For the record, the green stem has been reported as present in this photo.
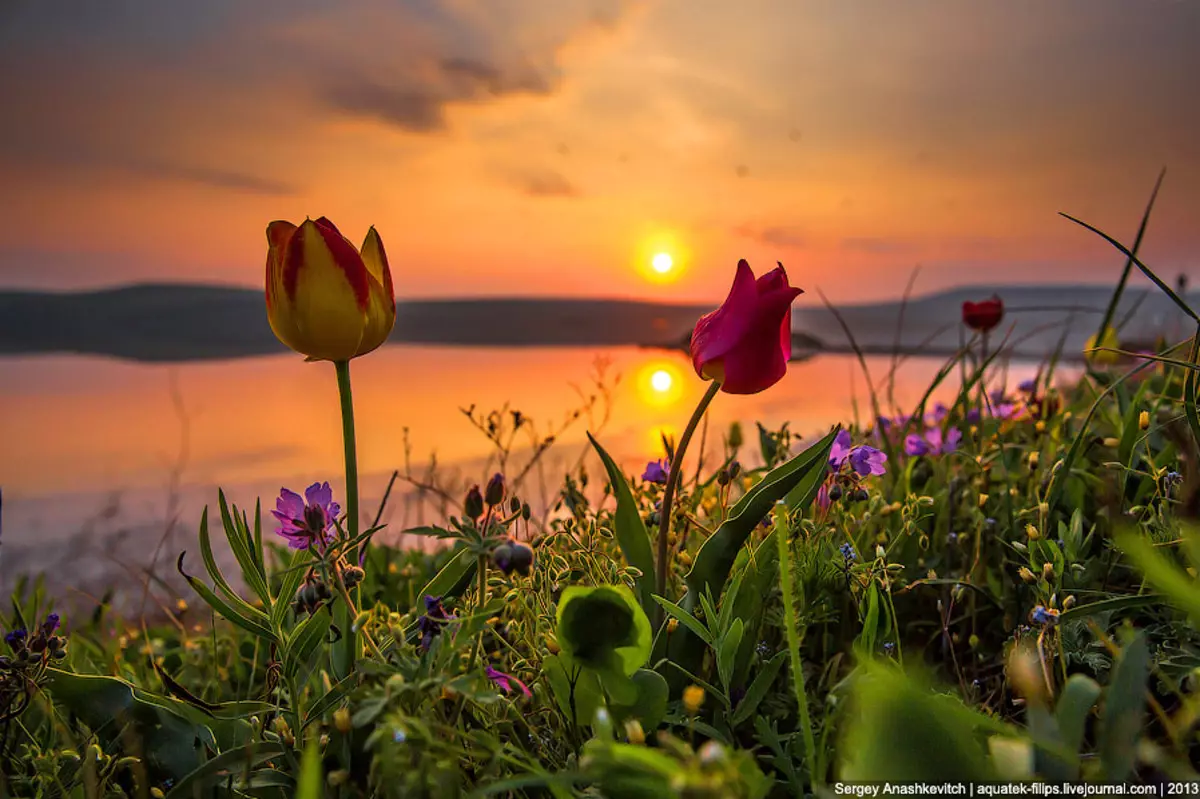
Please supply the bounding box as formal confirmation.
[333,360,359,676]
[774,502,820,788]
[655,380,721,605]
[334,361,360,547]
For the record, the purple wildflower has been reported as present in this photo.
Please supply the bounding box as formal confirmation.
[642,459,669,485]
[965,408,982,423]
[904,434,931,457]
[906,427,962,456]
[271,482,340,550]
[485,664,532,698]
[1017,379,1037,394]
[829,429,853,467]
[929,402,950,423]
[418,595,455,651]
[41,613,60,636]
[848,445,887,477]
[4,628,27,649]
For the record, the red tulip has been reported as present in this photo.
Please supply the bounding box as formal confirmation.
[690,259,804,394]
[962,296,1004,333]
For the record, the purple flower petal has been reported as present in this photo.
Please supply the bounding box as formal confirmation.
[829,429,852,466]
[904,434,930,457]
[943,427,962,453]
[305,481,333,508]
[276,488,305,518]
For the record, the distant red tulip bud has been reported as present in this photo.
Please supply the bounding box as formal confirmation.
[689,260,804,394]
[962,296,1004,333]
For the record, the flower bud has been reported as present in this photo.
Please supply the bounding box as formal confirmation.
[510,496,521,514]
[485,473,506,507]
[683,684,705,714]
[334,707,352,734]
[464,486,484,521]
[667,618,679,634]
[342,565,365,588]
[1063,595,1076,610]
[1102,437,1119,448]
[1026,524,1040,541]
[1035,420,1046,434]
[728,460,741,479]
[1028,451,1039,468]
[1139,410,1150,431]
[978,493,989,508]
[1018,567,1037,584]
[521,502,532,521]
[625,719,646,744]
[1042,562,1055,582]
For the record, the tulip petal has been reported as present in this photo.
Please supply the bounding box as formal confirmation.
[690,260,759,379]
[282,219,371,361]
[716,281,802,394]
[355,227,397,357]
[265,221,306,351]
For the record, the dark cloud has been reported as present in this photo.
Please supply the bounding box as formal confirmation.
[737,225,806,249]
[512,169,581,198]
[840,237,916,255]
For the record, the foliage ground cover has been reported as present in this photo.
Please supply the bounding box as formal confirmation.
[6,193,1200,796]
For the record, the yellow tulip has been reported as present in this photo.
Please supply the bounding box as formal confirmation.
[265,217,395,362]
[1084,326,1120,366]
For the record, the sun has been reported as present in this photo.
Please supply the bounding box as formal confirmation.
[651,252,673,274]
[650,369,673,393]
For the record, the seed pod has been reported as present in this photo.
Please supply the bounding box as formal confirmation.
[464,486,484,521]
[342,565,365,588]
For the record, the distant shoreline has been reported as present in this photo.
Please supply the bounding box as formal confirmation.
[0,282,1191,364]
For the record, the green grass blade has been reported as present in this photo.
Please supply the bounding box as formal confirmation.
[588,432,656,612]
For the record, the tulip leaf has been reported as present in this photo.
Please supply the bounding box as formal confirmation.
[282,609,333,678]
[587,433,656,613]
[684,428,837,606]
[270,547,310,633]
[556,585,652,681]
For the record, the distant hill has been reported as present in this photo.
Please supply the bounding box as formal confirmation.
[0,282,1192,363]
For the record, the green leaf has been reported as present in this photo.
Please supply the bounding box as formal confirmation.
[271,547,309,633]
[177,553,276,641]
[417,546,477,603]
[611,669,669,731]
[46,670,213,782]
[716,618,744,693]
[859,583,881,653]
[557,585,652,678]
[684,428,837,606]
[651,595,711,645]
[283,611,333,678]
[731,650,787,726]
[163,742,289,799]
[1099,631,1150,781]
[544,653,602,729]
[588,433,657,613]
[297,736,323,799]
[1114,530,1200,625]
[217,491,272,608]
[1056,674,1102,757]
[1057,593,1165,625]
[839,662,995,782]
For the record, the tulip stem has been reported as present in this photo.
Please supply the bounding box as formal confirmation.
[334,359,360,674]
[334,360,360,548]
[655,380,721,610]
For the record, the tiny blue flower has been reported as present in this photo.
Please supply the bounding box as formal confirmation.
[1030,605,1059,626]
[393,728,407,743]
[839,542,856,562]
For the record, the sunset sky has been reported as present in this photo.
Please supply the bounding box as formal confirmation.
[1,0,1197,303]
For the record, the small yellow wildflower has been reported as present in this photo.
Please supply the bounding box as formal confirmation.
[682,685,705,715]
